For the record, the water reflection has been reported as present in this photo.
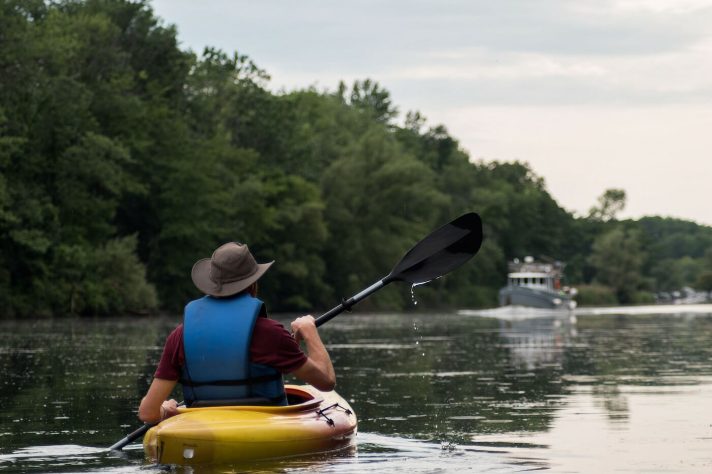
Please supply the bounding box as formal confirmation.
[495,313,577,371]
[329,311,570,444]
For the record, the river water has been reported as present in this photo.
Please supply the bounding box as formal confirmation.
[1,304,712,473]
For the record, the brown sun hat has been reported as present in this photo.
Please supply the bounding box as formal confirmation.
[191,242,274,297]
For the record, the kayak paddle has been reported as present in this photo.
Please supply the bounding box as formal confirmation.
[315,212,483,327]
[110,212,482,450]
[109,400,186,451]
[109,423,154,451]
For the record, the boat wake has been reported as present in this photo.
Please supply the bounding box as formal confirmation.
[572,303,712,316]
[460,303,712,320]
[458,305,574,321]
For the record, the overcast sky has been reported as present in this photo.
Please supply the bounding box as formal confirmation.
[151,0,712,225]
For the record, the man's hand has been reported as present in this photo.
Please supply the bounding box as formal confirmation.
[160,399,179,420]
[291,315,317,345]
[290,314,336,391]
[139,378,178,423]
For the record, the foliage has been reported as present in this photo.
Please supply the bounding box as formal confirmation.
[50,235,158,315]
[696,271,712,293]
[630,291,655,305]
[1,0,712,317]
[589,228,645,303]
[588,188,626,222]
[574,284,618,306]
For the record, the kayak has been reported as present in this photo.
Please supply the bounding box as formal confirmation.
[143,385,357,466]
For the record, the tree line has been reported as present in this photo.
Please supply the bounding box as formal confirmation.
[1,0,710,317]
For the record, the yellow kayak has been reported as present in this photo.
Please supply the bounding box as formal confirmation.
[143,385,357,466]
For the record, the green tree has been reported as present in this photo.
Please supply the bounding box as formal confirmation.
[695,248,712,294]
[696,271,712,294]
[0,0,165,316]
[589,228,646,303]
[650,257,701,292]
[340,79,398,124]
[233,173,329,311]
[321,125,449,309]
[589,188,626,221]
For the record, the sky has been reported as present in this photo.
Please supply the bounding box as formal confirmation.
[151,0,712,226]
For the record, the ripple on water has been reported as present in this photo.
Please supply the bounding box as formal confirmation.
[348,432,545,473]
[0,444,150,474]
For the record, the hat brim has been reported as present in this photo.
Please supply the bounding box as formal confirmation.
[191,258,274,297]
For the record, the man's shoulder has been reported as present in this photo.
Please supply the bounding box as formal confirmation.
[165,324,184,345]
[254,317,288,334]
[250,317,306,372]
[252,317,297,349]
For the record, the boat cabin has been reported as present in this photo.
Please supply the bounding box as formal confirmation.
[505,257,563,291]
[507,271,559,291]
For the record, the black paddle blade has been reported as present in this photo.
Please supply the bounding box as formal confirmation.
[387,213,483,284]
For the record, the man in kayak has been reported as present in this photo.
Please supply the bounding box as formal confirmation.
[138,242,336,423]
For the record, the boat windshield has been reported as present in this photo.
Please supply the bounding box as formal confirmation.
[509,273,554,290]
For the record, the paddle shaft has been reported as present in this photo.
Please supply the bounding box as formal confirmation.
[314,212,482,327]
[109,423,153,450]
[315,279,388,327]
[110,400,185,450]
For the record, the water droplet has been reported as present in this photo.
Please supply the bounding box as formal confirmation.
[441,441,458,451]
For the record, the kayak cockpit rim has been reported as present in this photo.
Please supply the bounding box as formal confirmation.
[176,385,324,414]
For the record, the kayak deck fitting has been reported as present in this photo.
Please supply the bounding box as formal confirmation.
[143,385,357,466]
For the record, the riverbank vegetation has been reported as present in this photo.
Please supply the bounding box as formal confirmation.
[1,0,711,317]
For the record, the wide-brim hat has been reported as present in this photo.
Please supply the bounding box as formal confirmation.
[191,242,274,297]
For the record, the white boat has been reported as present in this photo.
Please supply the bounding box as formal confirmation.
[498,257,577,310]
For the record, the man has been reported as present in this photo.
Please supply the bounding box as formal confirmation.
[138,242,335,423]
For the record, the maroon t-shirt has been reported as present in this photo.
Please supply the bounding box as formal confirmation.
[154,316,307,380]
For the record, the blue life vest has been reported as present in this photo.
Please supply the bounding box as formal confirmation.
[180,293,287,406]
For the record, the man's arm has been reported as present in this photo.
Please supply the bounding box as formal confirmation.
[138,378,179,423]
[290,315,336,391]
